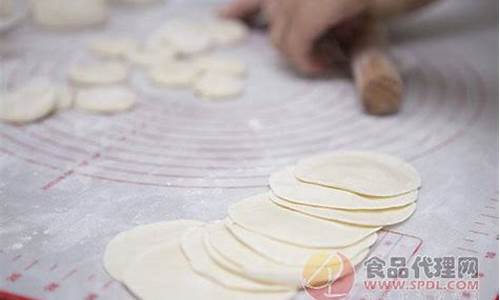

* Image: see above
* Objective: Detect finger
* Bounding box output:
[283,13,325,74]
[219,0,262,19]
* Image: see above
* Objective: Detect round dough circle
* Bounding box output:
[75,86,137,113]
[270,168,418,210]
[194,72,244,100]
[295,151,421,197]
[0,79,56,123]
[181,226,291,292]
[270,193,417,227]
[32,0,109,29]
[69,62,128,85]
[149,61,201,88]
[90,37,138,59]
[225,220,377,267]
[103,219,202,281]
[228,193,380,248]
[206,19,249,46]
[123,241,295,300]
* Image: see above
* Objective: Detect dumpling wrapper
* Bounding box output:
[103,219,202,281]
[123,241,295,300]
[270,193,417,227]
[181,225,292,292]
[295,151,421,197]
[205,223,371,288]
[225,220,377,267]
[69,62,128,85]
[228,193,380,248]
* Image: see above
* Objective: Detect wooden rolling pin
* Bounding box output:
[347,16,403,115]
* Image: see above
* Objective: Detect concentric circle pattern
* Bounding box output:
[0,53,487,190]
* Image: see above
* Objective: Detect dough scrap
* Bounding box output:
[194,72,243,100]
[295,151,421,197]
[181,226,291,292]
[123,241,296,300]
[195,55,247,77]
[228,193,380,248]
[90,37,138,59]
[149,61,201,88]
[270,168,418,210]
[32,0,109,29]
[69,62,128,85]
[75,85,137,113]
[206,19,249,46]
[0,79,56,123]
[226,220,377,267]
[103,220,202,281]
[271,193,416,227]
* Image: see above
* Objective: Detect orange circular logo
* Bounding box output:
[302,251,355,300]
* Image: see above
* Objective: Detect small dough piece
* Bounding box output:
[123,241,295,300]
[207,19,249,46]
[160,19,213,56]
[270,193,417,227]
[90,37,138,59]
[181,226,292,292]
[228,193,380,248]
[32,0,109,29]
[226,221,377,267]
[126,46,176,67]
[270,168,418,210]
[75,85,136,113]
[68,62,128,85]
[195,56,247,77]
[103,220,202,281]
[194,72,243,100]
[295,151,421,197]
[0,79,56,123]
[149,61,201,88]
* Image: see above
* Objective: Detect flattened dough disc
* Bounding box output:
[123,242,295,300]
[90,37,138,58]
[75,86,136,113]
[149,61,200,88]
[194,72,243,100]
[207,19,249,46]
[228,193,380,248]
[181,226,291,292]
[68,62,128,85]
[0,79,56,123]
[270,167,418,210]
[32,0,109,29]
[270,193,416,227]
[225,220,377,267]
[103,219,202,281]
[195,55,247,77]
[295,151,421,197]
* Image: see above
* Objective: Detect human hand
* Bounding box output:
[220,0,369,75]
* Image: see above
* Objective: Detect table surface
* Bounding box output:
[0,0,498,299]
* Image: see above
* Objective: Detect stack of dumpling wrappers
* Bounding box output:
[103,151,421,300]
